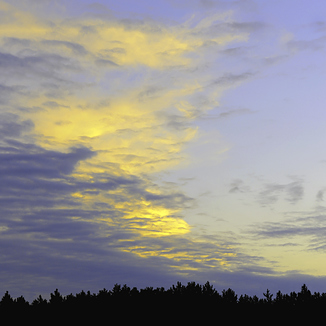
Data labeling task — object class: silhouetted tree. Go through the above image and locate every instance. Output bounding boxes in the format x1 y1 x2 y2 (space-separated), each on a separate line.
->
49 289 63 306
0 291 14 307
97 288 110 303
203 281 216 297
3 281 326 320
222 288 237 304
111 283 121 296
130 286 139 298
15 295 29 308
263 289 273 304
32 294 47 307
170 281 185 296
238 294 252 305
298 284 311 304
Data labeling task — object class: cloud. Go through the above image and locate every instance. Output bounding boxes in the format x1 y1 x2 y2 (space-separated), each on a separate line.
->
41 40 88 56
0 113 34 138
316 189 325 202
247 213 326 253
259 178 304 206
0 0 275 299
212 72 255 87
229 179 250 193
286 35 326 52
217 108 253 119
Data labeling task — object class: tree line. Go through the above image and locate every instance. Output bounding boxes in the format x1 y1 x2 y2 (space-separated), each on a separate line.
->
0 282 325 321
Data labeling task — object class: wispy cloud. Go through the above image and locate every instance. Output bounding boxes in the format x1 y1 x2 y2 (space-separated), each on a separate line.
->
259 178 304 206
246 212 326 254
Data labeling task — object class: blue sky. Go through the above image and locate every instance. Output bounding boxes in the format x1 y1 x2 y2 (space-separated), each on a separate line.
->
1 0 326 301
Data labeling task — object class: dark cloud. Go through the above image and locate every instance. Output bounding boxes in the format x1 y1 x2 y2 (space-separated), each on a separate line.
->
0 143 95 178
0 114 34 138
0 119 199 301
0 140 98 214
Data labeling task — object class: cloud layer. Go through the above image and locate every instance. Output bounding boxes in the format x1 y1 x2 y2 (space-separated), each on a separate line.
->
0 0 265 299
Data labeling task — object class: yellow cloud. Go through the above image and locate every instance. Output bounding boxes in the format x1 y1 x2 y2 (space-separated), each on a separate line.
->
0 1 50 39
122 238 237 271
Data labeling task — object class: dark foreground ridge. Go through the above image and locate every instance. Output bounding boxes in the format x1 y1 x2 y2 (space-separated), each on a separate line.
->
0 282 324 322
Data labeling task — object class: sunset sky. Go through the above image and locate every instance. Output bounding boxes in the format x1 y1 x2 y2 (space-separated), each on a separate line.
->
1 0 326 301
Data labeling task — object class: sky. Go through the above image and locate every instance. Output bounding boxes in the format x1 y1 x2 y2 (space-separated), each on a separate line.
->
1 0 326 301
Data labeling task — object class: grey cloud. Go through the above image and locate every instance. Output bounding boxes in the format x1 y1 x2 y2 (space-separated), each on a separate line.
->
4 211 98 240
286 181 304 203
138 86 164 101
229 179 250 193
0 51 82 100
0 144 95 178
287 35 326 52
0 84 27 104
196 21 265 38
95 58 119 66
259 179 304 206
316 190 325 202
312 21 326 33
106 47 126 54
212 72 255 86
42 40 88 56
0 51 79 73
3 37 32 48
248 215 326 252
41 101 70 111
218 108 253 119
143 191 194 209
0 142 150 210
224 21 266 33
79 25 98 35
0 114 34 138
199 0 217 8
0 228 191 302
0 135 101 211
202 72 256 91
0 52 23 67
253 222 310 239
263 55 288 66
55 120 72 126
86 2 112 13
221 46 249 56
